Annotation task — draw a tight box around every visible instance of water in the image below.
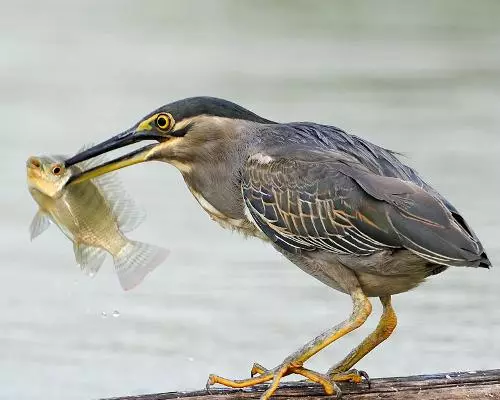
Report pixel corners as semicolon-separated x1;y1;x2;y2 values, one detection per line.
1;1;499;399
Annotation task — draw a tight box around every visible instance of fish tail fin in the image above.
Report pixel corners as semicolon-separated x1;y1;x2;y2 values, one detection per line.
113;241;169;291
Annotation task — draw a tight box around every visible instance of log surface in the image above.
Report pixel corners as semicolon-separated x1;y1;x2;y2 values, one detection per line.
103;369;500;400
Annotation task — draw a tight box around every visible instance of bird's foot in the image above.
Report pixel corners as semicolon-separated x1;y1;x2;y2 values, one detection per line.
207;360;340;400
330;369;370;387
253;362;369;386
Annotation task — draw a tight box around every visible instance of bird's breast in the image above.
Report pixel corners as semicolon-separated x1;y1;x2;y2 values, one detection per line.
189;188;267;239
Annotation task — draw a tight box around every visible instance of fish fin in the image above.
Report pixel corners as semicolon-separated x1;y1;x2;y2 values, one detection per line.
73;243;107;277
113;241;169;291
74;143;147;232
30;211;51;241
75;143;110;172
93;172;146;233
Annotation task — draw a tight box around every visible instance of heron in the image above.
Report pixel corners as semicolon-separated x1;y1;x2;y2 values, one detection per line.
64;96;491;399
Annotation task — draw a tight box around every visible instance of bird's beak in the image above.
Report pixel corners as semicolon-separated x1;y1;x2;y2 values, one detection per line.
64;128;166;185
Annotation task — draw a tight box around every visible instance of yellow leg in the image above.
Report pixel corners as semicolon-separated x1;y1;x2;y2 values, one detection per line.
207;287;372;400
328;295;397;380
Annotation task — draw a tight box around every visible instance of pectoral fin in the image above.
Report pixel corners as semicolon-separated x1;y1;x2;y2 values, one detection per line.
30;211;51;241
73;243;107;277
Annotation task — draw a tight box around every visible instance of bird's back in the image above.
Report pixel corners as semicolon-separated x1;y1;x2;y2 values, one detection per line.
281;122;428;185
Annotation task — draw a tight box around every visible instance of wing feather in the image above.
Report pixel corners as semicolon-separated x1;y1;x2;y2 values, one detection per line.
242;150;487;268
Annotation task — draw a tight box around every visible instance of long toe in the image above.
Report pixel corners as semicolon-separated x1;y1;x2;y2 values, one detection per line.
331;369;371;387
207;362;340;400
289;366;340;396
207;371;274;390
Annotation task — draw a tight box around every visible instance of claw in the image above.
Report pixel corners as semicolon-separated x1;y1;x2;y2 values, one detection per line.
359;370;371;388
331;368;370;387
205;375;215;394
205;376;214;393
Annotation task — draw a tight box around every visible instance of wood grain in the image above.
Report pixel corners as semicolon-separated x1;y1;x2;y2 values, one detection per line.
102;369;500;400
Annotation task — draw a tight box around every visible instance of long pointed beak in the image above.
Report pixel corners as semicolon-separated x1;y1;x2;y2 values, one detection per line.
64;129;163;167
67;143;159;185
64;129;166;185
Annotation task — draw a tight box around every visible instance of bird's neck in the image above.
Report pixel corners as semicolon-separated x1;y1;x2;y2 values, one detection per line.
177;141;265;238
182;155;245;221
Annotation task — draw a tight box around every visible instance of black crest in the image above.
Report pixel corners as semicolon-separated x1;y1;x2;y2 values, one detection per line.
153;97;275;124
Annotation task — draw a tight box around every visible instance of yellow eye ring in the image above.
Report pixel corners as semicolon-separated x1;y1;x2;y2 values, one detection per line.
155;113;174;131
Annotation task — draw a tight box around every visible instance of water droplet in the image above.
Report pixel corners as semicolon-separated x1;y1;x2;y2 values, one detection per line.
187;357;195;362
112;310;120;318
89;272;95;278
101;311;108;318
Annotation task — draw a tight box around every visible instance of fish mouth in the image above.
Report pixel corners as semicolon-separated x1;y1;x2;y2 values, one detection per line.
27;156;42;169
64;130;168;185
26;157;42;181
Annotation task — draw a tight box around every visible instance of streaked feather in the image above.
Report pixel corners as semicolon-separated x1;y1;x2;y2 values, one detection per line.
242;147;489;269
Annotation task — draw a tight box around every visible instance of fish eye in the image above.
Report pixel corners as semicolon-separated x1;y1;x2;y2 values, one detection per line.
52;165;63;175
155;113;174;131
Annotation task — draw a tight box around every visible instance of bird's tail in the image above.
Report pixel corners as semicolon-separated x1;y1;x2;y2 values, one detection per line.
478;252;492;269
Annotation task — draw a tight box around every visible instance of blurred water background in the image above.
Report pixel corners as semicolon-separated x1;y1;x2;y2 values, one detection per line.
1;1;499;399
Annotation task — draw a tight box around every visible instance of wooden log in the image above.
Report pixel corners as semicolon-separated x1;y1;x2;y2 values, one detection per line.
103;369;500;400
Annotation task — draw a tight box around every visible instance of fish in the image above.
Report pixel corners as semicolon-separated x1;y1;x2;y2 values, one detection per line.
26;149;169;290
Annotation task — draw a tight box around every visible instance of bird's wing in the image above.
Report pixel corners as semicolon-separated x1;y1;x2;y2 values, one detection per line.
241;149;486;268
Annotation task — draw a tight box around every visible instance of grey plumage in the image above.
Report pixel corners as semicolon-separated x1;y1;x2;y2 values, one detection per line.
244;122;490;270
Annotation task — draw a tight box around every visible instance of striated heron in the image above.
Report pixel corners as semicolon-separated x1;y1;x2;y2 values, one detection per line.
64;97;491;399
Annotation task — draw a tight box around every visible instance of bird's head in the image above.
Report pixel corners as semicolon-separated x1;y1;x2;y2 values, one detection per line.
64;97;272;185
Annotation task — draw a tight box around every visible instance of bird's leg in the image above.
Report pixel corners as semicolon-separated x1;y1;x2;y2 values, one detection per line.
327;295;397;383
207;288;372;400
261;296;395;387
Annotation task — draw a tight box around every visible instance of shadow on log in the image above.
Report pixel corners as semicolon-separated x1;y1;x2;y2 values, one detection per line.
103;369;500;400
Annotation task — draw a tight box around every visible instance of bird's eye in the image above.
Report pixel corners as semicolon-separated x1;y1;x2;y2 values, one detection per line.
52;165;62;175
155;113;174;131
